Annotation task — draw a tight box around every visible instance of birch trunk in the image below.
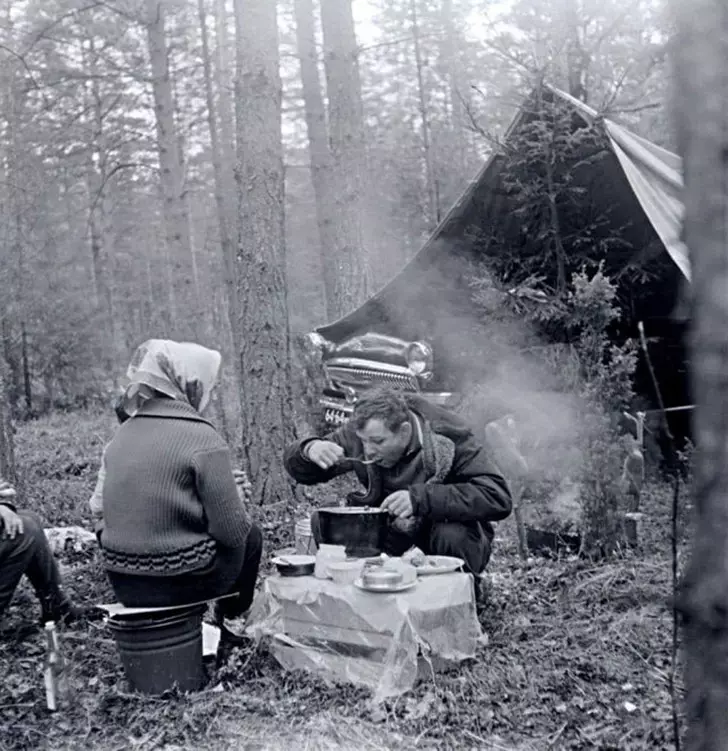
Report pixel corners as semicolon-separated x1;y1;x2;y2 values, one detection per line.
233;0;296;506
672;1;728;748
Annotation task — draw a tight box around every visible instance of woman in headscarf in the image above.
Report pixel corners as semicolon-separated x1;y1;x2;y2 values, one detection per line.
97;339;261;643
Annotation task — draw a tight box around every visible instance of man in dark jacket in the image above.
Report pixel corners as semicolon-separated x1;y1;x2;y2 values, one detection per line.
284;388;512;574
0;477;86;626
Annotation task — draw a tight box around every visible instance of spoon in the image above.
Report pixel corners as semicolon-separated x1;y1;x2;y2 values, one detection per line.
344;456;377;465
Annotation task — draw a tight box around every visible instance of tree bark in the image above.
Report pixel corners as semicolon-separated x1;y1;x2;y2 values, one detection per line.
440;0;466;176
0;353;15;483
319;0;370;318
411;0;438;226
672;2;728;749
84;33;118;372
233;0;296;506
144;0;196;340
214;0;236;177
198;0;245;405
293;0;339;320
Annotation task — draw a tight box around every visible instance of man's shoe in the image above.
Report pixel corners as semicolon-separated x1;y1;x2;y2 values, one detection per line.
40;597;101;626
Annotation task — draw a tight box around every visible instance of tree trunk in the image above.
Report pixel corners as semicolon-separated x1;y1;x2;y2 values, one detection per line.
20;324;31;414
0;353;16;483
563;0;588;102
214;0;236;177
233;0;296;507
144;0;196;340
293;0;339;320
440;0;466;176
672;2;728;748
411;0;438;226
84;34;118;372
198;0;245;403
319;0;370;318
4;72;25;416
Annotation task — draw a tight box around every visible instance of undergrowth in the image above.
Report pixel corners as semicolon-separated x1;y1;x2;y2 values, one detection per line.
0;410;688;750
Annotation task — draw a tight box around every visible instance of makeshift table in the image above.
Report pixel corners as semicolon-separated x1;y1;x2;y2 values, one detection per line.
246;572;482;700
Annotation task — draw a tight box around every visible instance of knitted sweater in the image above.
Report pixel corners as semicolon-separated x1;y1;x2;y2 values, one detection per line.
100;398;251;576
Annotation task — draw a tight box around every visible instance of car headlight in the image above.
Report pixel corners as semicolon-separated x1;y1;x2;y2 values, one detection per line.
406;342;433;377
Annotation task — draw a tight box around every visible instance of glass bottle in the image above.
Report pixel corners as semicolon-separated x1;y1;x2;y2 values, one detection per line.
44;621;70;711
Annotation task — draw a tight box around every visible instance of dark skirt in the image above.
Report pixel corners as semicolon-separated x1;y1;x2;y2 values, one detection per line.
105;524;262;617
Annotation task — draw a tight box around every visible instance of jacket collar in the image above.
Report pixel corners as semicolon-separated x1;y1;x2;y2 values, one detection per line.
133;397;216;428
402;412;422;458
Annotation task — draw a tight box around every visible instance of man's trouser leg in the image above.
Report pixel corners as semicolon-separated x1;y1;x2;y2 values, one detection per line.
424;521;491;575
0;512;65;618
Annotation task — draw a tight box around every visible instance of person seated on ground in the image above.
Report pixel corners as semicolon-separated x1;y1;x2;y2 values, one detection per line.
284;387;512;578
96;339;261;645
0;477;89;627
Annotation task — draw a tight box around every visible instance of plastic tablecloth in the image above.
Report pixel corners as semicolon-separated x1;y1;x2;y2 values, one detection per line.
246;572;482;700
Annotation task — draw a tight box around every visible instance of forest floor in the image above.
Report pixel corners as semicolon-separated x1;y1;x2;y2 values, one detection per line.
0;410;687;751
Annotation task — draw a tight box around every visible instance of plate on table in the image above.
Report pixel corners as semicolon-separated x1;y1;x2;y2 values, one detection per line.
354;578;417;594
413;555;465;576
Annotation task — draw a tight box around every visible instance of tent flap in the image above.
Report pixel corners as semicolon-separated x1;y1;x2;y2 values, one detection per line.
316;86;687;343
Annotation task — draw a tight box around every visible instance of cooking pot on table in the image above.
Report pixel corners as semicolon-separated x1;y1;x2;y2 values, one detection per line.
318;506;388;558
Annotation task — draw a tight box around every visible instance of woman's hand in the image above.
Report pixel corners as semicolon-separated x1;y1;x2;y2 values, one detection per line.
233;469;252;502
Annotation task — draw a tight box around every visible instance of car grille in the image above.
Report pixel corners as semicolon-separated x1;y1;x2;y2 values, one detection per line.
325;366;418;391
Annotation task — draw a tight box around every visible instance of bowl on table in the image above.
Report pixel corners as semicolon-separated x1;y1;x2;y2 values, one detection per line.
271;554;316;577
327;559;365;585
361;568;404;589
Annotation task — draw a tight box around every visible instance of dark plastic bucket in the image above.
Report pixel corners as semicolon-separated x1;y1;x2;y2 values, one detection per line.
108;603;206;694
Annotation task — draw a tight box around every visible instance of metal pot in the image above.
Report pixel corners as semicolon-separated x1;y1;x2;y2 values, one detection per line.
317;506;388;558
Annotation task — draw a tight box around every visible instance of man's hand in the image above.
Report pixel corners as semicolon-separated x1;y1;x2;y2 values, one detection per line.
391;516;418;534
0;479;16;499
0;504;23;540
381;490;414;519
305;440;344;470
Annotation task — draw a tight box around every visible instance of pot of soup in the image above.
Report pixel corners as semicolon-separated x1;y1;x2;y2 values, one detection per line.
317;506;389;558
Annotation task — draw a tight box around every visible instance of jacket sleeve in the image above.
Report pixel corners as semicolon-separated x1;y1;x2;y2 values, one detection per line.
89;447;107;521
409;434;513;524
283;423;361;485
193;446;252;548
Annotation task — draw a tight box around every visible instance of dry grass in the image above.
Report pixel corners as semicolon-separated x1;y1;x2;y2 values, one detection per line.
0;411;686;750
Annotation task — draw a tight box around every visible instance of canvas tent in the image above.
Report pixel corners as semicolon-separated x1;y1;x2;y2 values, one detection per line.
315;85;687;347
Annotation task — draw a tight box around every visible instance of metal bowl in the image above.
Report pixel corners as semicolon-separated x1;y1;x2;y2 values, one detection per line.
271;554;315;577
361;568;403;589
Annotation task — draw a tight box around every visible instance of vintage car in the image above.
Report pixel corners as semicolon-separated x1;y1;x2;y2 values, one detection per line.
310;331;459;426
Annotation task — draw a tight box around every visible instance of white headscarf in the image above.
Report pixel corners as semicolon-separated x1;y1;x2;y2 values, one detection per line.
120;339;222;417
